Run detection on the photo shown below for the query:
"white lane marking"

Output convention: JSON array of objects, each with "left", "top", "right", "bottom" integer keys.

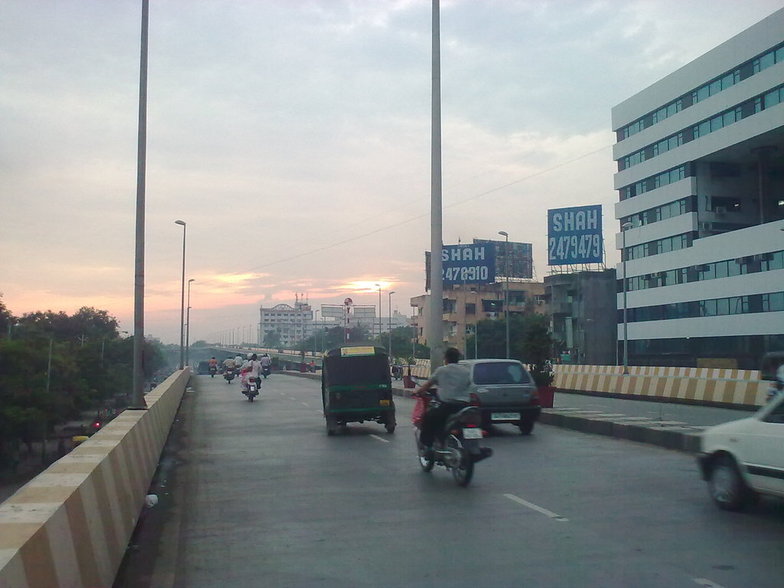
[
  {"left": 300, "top": 401, "right": 309, "bottom": 407},
  {"left": 369, "top": 434, "right": 390, "bottom": 444},
  {"left": 693, "top": 579, "right": 726, "bottom": 588},
  {"left": 503, "top": 493, "right": 569, "bottom": 522}
]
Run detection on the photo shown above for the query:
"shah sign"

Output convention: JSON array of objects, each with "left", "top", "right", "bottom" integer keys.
[
  {"left": 426, "top": 243, "right": 496, "bottom": 288},
  {"left": 547, "top": 205, "right": 603, "bottom": 265}
]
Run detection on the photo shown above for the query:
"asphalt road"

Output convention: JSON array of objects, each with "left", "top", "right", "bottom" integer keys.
[{"left": 115, "top": 374, "right": 784, "bottom": 588}]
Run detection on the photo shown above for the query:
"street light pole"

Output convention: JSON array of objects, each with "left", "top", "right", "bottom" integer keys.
[
  {"left": 376, "top": 283, "right": 382, "bottom": 344},
  {"left": 621, "top": 222, "right": 632, "bottom": 374},
  {"left": 388, "top": 291, "right": 395, "bottom": 358},
  {"left": 131, "top": 0, "right": 150, "bottom": 410},
  {"left": 314, "top": 309, "right": 320, "bottom": 355},
  {"left": 175, "top": 219, "right": 187, "bottom": 369},
  {"left": 185, "top": 278, "right": 194, "bottom": 368},
  {"left": 498, "top": 231, "right": 510, "bottom": 359}
]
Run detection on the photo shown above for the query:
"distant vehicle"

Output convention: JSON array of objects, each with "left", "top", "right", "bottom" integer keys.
[
  {"left": 321, "top": 344, "right": 396, "bottom": 435},
  {"left": 697, "top": 393, "right": 784, "bottom": 510},
  {"left": 459, "top": 359, "right": 541, "bottom": 435},
  {"left": 197, "top": 361, "right": 211, "bottom": 375}
]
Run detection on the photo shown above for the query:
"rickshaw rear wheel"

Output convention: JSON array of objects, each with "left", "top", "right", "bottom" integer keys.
[
  {"left": 384, "top": 413, "right": 396, "bottom": 434},
  {"left": 326, "top": 416, "right": 339, "bottom": 436}
]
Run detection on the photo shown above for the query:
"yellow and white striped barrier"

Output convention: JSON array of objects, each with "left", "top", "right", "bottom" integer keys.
[
  {"left": 554, "top": 364, "right": 768, "bottom": 408},
  {"left": 0, "top": 369, "right": 190, "bottom": 588}
]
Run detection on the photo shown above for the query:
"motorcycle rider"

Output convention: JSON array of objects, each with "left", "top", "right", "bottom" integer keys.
[
  {"left": 766, "top": 364, "right": 784, "bottom": 403},
  {"left": 208, "top": 357, "right": 218, "bottom": 374},
  {"left": 260, "top": 353, "right": 272, "bottom": 375},
  {"left": 244, "top": 353, "right": 263, "bottom": 391},
  {"left": 413, "top": 347, "right": 471, "bottom": 454}
]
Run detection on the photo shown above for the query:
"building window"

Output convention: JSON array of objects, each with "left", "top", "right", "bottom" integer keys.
[{"left": 616, "top": 42, "right": 784, "bottom": 142}]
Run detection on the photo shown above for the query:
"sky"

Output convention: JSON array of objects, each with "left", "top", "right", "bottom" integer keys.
[{"left": 2, "top": 0, "right": 782, "bottom": 345}]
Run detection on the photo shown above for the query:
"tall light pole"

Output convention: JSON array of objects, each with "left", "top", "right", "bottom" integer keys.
[
  {"left": 131, "top": 0, "right": 150, "bottom": 410},
  {"left": 498, "top": 231, "right": 510, "bottom": 359},
  {"left": 428, "top": 0, "right": 444, "bottom": 372},
  {"left": 174, "top": 220, "right": 187, "bottom": 369},
  {"left": 621, "top": 222, "right": 632, "bottom": 374},
  {"left": 376, "top": 283, "right": 382, "bottom": 343},
  {"left": 185, "top": 278, "right": 195, "bottom": 367},
  {"left": 388, "top": 290, "right": 395, "bottom": 358}
]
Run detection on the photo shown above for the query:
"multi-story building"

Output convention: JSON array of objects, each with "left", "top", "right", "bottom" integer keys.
[
  {"left": 410, "top": 281, "right": 547, "bottom": 357},
  {"left": 612, "top": 8, "right": 784, "bottom": 368},
  {"left": 259, "top": 301, "right": 313, "bottom": 348},
  {"left": 545, "top": 270, "right": 617, "bottom": 366}
]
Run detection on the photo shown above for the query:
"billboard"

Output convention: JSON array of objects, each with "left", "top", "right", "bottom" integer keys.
[
  {"left": 425, "top": 243, "right": 496, "bottom": 290},
  {"left": 547, "top": 205, "right": 603, "bottom": 265},
  {"left": 474, "top": 239, "right": 533, "bottom": 279}
]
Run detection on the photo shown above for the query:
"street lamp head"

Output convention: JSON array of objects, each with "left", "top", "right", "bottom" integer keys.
[
  {"left": 498, "top": 230, "right": 508, "bottom": 238},
  {"left": 188, "top": 278, "right": 195, "bottom": 284},
  {"left": 175, "top": 219, "right": 186, "bottom": 226}
]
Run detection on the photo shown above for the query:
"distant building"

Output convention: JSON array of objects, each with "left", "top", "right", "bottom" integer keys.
[
  {"left": 612, "top": 8, "right": 784, "bottom": 368},
  {"left": 411, "top": 281, "right": 547, "bottom": 357},
  {"left": 544, "top": 270, "right": 617, "bottom": 365},
  {"left": 259, "top": 301, "right": 312, "bottom": 348}
]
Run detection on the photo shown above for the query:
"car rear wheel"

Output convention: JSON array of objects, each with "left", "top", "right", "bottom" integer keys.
[
  {"left": 518, "top": 420, "right": 534, "bottom": 435},
  {"left": 708, "top": 455, "right": 753, "bottom": 511}
]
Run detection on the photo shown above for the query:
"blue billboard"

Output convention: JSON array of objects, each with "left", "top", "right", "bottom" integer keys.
[
  {"left": 441, "top": 243, "right": 496, "bottom": 285},
  {"left": 547, "top": 205, "right": 604, "bottom": 265},
  {"left": 426, "top": 243, "right": 496, "bottom": 289}
]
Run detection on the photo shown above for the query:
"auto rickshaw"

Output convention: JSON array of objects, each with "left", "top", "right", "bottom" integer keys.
[{"left": 321, "top": 344, "right": 396, "bottom": 435}]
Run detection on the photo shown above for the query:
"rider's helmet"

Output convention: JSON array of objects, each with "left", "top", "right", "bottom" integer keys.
[{"left": 247, "top": 353, "right": 253, "bottom": 360}]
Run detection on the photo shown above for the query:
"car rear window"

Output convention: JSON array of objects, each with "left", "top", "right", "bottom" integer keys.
[{"left": 472, "top": 362, "right": 531, "bottom": 385}]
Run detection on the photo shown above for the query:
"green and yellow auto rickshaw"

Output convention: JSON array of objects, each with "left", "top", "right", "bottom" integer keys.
[{"left": 321, "top": 344, "right": 396, "bottom": 435}]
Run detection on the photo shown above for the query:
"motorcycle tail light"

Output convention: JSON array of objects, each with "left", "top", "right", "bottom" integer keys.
[{"left": 461, "top": 410, "right": 483, "bottom": 427}]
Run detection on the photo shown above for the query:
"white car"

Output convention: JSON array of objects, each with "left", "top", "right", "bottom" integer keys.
[{"left": 697, "top": 393, "right": 784, "bottom": 510}]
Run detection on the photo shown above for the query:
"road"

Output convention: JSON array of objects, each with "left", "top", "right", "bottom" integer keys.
[{"left": 115, "top": 374, "right": 784, "bottom": 588}]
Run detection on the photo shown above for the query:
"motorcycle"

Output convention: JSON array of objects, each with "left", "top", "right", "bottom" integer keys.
[
  {"left": 262, "top": 365, "right": 271, "bottom": 379},
  {"left": 209, "top": 365, "right": 217, "bottom": 378},
  {"left": 224, "top": 367, "right": 235, "bottom": 384},
  {"left": 414, "top": 394, "right": 492, "bottom": 487},
  {"left": 243, "top": 377, "right": 260, "bottom": 402}
]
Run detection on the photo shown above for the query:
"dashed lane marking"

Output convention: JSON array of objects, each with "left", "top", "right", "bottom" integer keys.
[
  {"left": 369, "top": 434, "right": 391, "bottom": 444},
  {"left": 504, "top": 493, "right": 569, "bottom": 522},
  {"left": 693, "top": 579, "right": 725, "bottom": 588}
]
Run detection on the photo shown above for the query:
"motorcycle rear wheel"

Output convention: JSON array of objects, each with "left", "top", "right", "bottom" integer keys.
[
  {"left": 447, "top": 436, "right": 474, "bottom": 487},
  {"left": 414, "top": 430, "right": 434, "bottom": 472}
]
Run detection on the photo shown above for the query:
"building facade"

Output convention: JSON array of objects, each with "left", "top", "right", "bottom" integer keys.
[
  {"left": 410, "top": 281, "right": 547, "bottom": 357},
  {"left": 259, "top": 301, "right": 313, "bottom": 348},
  {"left": 545, "top": 270, "right": 617, "bottom": 366},
  {"left": 612, "top": 9, "right": 784, "bottom": 368}
]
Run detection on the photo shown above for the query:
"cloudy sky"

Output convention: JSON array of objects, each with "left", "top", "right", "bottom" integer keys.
[{"left": 2, "top": 0, "right": 781, "bottom": 344}]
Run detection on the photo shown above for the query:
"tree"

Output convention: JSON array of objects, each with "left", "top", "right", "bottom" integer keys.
[{"left": 263, "top": 329, "right": 282, "bottom": 348}]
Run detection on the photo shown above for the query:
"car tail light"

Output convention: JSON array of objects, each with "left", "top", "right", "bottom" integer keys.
[
  {"left": 530, "top": 390, "right": 539, "bottom": 404},
  {"left": 469, "top": 393, "right": 481, "bottom": 407}
]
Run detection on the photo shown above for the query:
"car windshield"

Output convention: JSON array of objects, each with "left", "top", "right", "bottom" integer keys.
[{"left": 472, "top": 362, "right": 531, "bottom": 385}]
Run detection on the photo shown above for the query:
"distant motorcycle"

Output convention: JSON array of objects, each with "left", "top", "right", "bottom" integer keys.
[
  {"left": 224, "top": 367, "right": 235, "bottom": 384},
  {"left": 414, "top": 393, "right": 492, "bottom": 487},
  {"left": 209, "top": 365, "right": 217, "bottom": 378},
  {"left": 261, "top": 365, "right": 271, "bottom": 379},
  {"left": 243, "top": 378, "right": 260, "bottom": 402}
]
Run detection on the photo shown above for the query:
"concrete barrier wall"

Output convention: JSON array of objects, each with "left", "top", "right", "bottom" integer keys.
[
  {"left": 412, "top": 359, "right": 766, "bottom": 407},
  {"left": 554, "top": 364, "right": 768, "bottom": 408},
  {"left": 0, "top": 369, "right": 190, "bottom": 588}
]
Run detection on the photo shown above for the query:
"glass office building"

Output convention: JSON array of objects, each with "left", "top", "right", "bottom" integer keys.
[{"left": 612, "top": 8, "right": 784, "bottom": 368}]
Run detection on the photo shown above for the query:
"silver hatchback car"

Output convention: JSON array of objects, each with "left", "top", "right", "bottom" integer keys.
[{"left": 459, "top": 359, "right": 541, "bottom": 435}]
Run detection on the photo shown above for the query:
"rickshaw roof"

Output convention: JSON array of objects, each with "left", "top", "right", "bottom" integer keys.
[{"left": 323, "top": 344, "right": 388, "bottom": 359}]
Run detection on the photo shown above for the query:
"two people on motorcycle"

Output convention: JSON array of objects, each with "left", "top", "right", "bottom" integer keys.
[
  {"left": 241, "top": 353, "right": 263, "bottom": 392},
  {"left": 413, "top": 347, "right": 471, "bottom": 455}
]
